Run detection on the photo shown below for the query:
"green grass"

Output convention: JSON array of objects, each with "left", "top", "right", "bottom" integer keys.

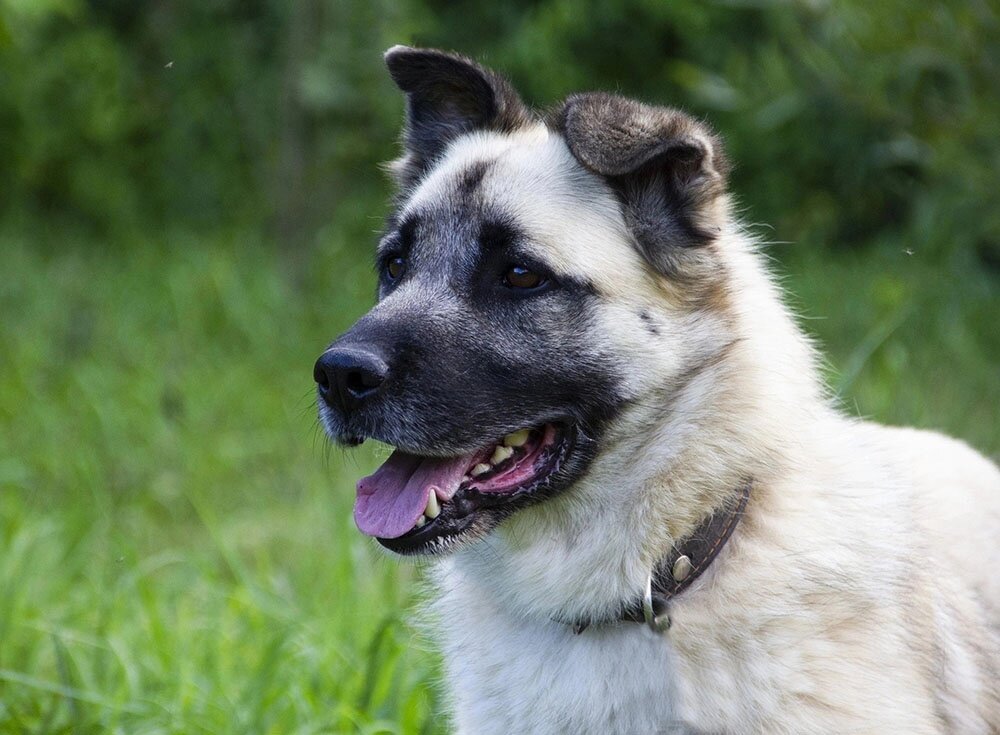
[
  {"left": 0, "top": 228, "right": 996, "bottom": 734},
  {"left": 0, "top": 232, "right": 443, "bottom": 734}
]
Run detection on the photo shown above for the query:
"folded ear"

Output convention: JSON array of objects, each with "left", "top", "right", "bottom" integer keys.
[
  {"left": 556, "top": 93, "right": 730, "bottom": 276},
  {"left": 384, "top": 46, "right": 532, "bottom": 188}
]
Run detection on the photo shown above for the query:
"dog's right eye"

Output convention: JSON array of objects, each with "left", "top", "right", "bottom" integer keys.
[{"left": 385, "top": 256, "right": 406, "bottom": 282}]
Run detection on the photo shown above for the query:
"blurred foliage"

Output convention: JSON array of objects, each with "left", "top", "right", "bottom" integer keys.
[{"left": 1, "top": 0, "right": 998, "bottom": 256}]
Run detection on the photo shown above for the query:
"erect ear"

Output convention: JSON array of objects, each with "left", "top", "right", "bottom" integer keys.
[
  {"left": 384, "top": 45, "right": 532, "bottom": 189},
  {"left": 556, "top": 93, "right": 730, "bottom": 276}
]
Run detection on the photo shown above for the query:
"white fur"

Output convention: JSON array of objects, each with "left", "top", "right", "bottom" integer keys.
[{"left": 406, "top": 125, "right": 1000, "bottom": 734}]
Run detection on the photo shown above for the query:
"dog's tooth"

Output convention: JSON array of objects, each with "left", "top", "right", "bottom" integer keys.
[
  {"left": 425, "top": 493, "right": 440, "bottom": 519},
  {"left": 491, "top": 445, "right": 514, "bottom": 465},
  {"left": 471, "top": 463, "right": 491, "bottom": 477},
  {"left": 415, "top": 515, "right": 427, "bottom": 528},
  {"left": 502, "top": 429, "right": 530, "bottom": 448}
]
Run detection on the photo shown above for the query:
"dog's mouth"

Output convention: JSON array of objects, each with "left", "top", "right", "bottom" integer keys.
[{"left": 354, "top": 423, "right": 574, "bottom": 555}]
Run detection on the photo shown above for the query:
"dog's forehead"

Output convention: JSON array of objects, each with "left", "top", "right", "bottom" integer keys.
[{"left": 395, "top": 127, "right": 649, "bottom": 293}]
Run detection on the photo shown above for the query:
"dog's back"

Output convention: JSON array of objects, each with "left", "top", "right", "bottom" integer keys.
[{"left": 876, "top": 425, "right": 1000, "bottom": 605}]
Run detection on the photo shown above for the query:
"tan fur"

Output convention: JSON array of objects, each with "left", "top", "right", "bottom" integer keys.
[{"left": 400, "top": 122, "right": 1000, "bottom": 734}]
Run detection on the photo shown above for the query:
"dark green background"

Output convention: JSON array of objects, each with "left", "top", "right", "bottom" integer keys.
[{"left": 4, "top": 1, "right": 1000, "bottom": 255}]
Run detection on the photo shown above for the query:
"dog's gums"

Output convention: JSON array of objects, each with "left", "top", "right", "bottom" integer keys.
[{"left": 354, "top": 424, "right": 573, "bottom": 554}]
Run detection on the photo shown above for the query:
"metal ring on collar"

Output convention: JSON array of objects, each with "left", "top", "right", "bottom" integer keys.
[{"left": 642, "top": 573, "right": 671, "bottom": 633}]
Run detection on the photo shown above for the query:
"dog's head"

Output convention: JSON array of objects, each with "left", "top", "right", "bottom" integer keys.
[{"left": 315, "top": 47, "right": 736, "bottom": 562}]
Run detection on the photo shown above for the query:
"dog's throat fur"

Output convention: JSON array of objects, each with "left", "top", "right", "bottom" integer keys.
[{"left": 567, "top": 479, "right": 753, "bottom": 633}]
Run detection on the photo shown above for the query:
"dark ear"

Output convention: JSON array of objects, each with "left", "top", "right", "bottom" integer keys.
[
  {"left": 384, "top": 46, "right": 531, "bottom": 188},
  {"left": 556, "top": 93, "right": 730, "bottom": 275}
]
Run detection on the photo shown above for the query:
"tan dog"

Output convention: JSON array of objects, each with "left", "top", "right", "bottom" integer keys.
[{"left": 314, "top": 47, "right": 1000, "bottom": 733}]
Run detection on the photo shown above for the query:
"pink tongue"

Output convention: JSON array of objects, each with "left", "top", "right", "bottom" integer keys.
[{"left": 354, "top": 450, "right": 472, "bottom": 538}]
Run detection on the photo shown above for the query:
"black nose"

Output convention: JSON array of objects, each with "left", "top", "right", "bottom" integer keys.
[{"left": 313, "top": 347, "right": 389, "bottom": 412}]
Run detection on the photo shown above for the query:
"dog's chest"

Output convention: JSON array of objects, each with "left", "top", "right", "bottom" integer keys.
[{"left": 434, "top": 582, "right": 680, "bottom": 734}]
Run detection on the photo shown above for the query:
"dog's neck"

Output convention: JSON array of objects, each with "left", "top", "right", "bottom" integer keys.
[{"left": 567, "top": 477, "right": 753, "bottom": 632}]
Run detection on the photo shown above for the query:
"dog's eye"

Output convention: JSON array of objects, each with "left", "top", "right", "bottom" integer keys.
[
  {"left": 385, "top": 256, "right": 406, "bottom": 282},
  {"left": 503, "top": 265, "right": 545, "bottom": 290}
]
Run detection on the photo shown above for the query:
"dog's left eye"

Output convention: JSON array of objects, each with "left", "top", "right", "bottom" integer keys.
[{"left": 503, "top": 265, "right": 545, "bottom": 290}]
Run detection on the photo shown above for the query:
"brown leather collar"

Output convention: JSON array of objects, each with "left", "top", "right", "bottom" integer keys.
[{"left": 571, "top": 479, "right": 752, "bottom": 633}]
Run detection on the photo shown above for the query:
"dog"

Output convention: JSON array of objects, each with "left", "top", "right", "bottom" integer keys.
[{"left": 314, "top": 46, "right": 1000, "bottom": 734}]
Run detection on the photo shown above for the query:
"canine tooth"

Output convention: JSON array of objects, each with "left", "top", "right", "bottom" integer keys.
[
  {"left": 471, "top": 463, "right": 491, "bottom": 477},
  {"left": 415, "top": 516, "right": 427, "bottom": 528},
  {"left": 425, "top": 493, "right": 440, "bottom": 519},
  {"left": 491, "top": 445, "right": 514, "bottom": 465},
  {"left": 503, "top": 429, "right": 530, "bottom": 448}
]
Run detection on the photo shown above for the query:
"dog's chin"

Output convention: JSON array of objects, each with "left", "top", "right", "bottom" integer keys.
[{"left": 352, "top": 422, "right": 585, "bottom": 556}]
